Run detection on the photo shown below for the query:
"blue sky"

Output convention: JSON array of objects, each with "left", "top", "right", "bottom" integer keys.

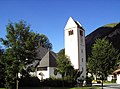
[{"left": 0, "top": 0, "right": 120, "bottom": 53}]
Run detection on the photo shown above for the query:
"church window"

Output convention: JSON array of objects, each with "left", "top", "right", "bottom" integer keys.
[
  {"left": 80, "top": 37, "right": 83, "bottom": 43},
  {"left": 80, "top": 30, "right": 83, "bottom": 36},
  {"left": 82, "top": 58, "right": 83, "bottom": 62},
  {"left": 37, "top": 67, "right": 47, "bottom": 71},
  {"left": 82, "top": 67, "right": 83, "bottom": 71},
  {"left": 81, "top": 49, "right": 83, "bottom": 53},
  {"left": 68, "top": 30, "right": 73, "bottom": 35}
]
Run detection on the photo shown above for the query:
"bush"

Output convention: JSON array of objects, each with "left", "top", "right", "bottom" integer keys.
[
  {"left": 41, "top": 77, "right": 76, "bottom": 87},
  {"left": 19, "top": 77, "right": 40, "bottom": 87},
  {"left": 85, "top": 76, "right": 92, "bottom": 86},
  {"left": 111, "top": 79, "right": 116, "bottom": 83}
]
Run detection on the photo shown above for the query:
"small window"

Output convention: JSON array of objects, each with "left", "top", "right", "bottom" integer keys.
[
  {"left": 82, "top": 58, "right": 83, "bottom": 62},
  {"left": 80, "top": 37, "right": 83, "bottom": 43},
  {"left": 68, "top": 30, "right": 73, "bottom": 35},
  {"left": 80, "top": 30, "right": 83, "bottom": 36},
  {"left": 82, "top": 67, "right": 84, "bottom": 71},
  {"left": 81, "top": 49, "right": 83, "bottom": 53},
  {"left": 37, "top": 67, "right": 47, "bottom": 71}
]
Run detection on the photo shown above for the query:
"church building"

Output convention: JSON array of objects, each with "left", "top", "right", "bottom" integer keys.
[
  {"left": 64, "top": 17, "right": 86, "bottom": 78},
  {"left": 28, "top": 17, "right": 86, "bottom": 80}
]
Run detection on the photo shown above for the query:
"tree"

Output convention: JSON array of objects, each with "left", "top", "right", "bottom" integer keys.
[
  {"left": 88, "top": 38, "right": 120, "bottom": 88},
  {"left": 35, "top": 34, "right": 52, "bottom": 50},
  {"left": 0, "top": 47, "right": 5, "bottom": 87},
  {"left": 0, "top": 21, "right": 38, "bottom": 89},
  {"left": 55, "top": 49, "right": 74, "bottom": 78},
  {"left": 0, "top": 20, "right": 52, "bottom": 89},
  {"left": 0, "top": 21, "right": 52, "bottom": 89}
]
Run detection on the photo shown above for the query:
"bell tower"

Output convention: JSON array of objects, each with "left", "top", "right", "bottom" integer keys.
[{"left": 64, "top": 17, "right": 86, "bottom": 78}]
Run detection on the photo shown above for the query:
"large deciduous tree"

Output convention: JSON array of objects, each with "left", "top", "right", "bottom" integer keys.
[
  {"left": 0, "top": 20, "right": 52, "bottom": 89},
  {"left": 88, "top": 38, "right": 120, "bottom": 87},
  {"left": 35, "top": 34, "right": 52, "bottom": 50},
  {"left": 0, "top": 21, "right": 38, "bottom": 89}
]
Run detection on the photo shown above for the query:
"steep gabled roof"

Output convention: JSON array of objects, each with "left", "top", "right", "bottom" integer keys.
[
  {"left": 38, "top": 51, "right": 57, "bottom": 67},
  {"left": 26, "top": 47, "right": 56, "bottom": 70},
  {"left": 64, "top": 17, "right": 83, "bottom": 30},
  {"left": 36, "top": 46, "right": 48, "bottom": 60}
]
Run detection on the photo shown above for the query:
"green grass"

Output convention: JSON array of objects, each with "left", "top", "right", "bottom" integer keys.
[
  {"left": 19, "top": 87, "right": 99, "bottom": 89},
  {"left": 104, "top": 22, "right": 119, "bottom": 27},
  {"left": 0, "top": 86, "right": 100, "bottom": 89}
]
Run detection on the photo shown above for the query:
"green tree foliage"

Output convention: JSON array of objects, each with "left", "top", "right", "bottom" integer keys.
[
  {"left": 55, "top": 49, "right": 74, "bottom": 78},
  {"left": 88, "top": 38, "right": 120, "bottom": 80},
  {"left": 35, "top": 34, "right": 52, "bottom": 50},
  {"left": 0, "top": 20, "right": 52, "bottom": 89},
  {"left": 0, "top": 47, "right": 5, "bottom": 87},
  {"left": 0, "top": 21, "right": 38, "bottom": 89}
]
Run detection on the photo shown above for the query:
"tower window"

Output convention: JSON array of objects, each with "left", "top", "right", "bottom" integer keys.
[
  {"left": 68, "top": 30, "right": 73, "bottom": 35},
  {"left": 82, "top": 58, "right": 83, "bottom": 62},
  {"left": 80, "top": 30, "right": 83, "bottom": 36},
  {"left": 81, "top": 49, "right": 83, "bottom": 53},
  {"left": 82, "top": 67, "right": 84, "bottom": 71}
]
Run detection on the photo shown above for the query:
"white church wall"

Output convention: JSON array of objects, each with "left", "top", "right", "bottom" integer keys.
[
  {"left": 78, "top": 28, "right": 86, "bottom": 78},
  {"left": 37, "top": 67, "right": 49, "bottom": 80},
  {"left": 65, "top": 27, "right": 79, "bottom": 69},
  {"left": 36, "top": 67, "right": 62, "bottom": 80},
  {"left": 65, "top": 17, "right": 86, "bottom": 79},
  {"left": 49, "top": 67, "right": 62, "bottom": 78},
  {"left": 117, "top": 74, "right": 120, "bottom": 84}
]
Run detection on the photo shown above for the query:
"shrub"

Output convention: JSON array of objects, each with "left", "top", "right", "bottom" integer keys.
[
  {"left": 111, "top": 79, "right": 116, "bottom": 83},
  {"left": 19, "top": 76, "right": 40, "bottom": 87},
  {"left": 41, "top": 77, "right": 76, "bottom": 87}
]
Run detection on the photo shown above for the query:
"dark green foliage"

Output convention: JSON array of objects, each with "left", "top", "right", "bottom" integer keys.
[
  {"left": 35, "top": 34, "right": 52, "bottom": 50},
  {"left": 85, "top": 76, "right": 92, "bottom": 87},
  {"left": 88, "top": 38, "right": 120, "bottom": 79},
  {"left": 0, "top": 21, "right": 38, "bottom": 89},
  {"left": 0, "top": 48, "right": 5, "bottom": 87},
  {"left": 56, "top": 49, "right": 74, "bottom": 78},
  {"left": 41, "top": 78, "right": 76, "bottom": 87},
  {"left": 111, "top": 79, "right": 116, "bottom": 83},
  {"left": 86, "top": 23, "right": 120, "bottom": 60},
  {"left": 19, "top": 77, "right": 40, "bottom": 87},
  {"left": 55, "top": 49, "right": 83, "bottom": 87},
  {"left": 0, "top": 20, "right": 53, "bottom": 89}
]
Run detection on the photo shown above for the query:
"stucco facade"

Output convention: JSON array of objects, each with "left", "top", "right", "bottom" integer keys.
[
  {"left": 64, "top": 17, "right": 86, "bottom": 78},
  {"left": 37, "top": 67, "right": 61, "bottom": 80}
]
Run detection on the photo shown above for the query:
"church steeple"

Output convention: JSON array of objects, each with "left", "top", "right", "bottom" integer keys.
[
  {"left": 64, "top": 17, "right": 86, "bottom": 78},
  {"left": 65, "top": 17, "right": 83, "bottom": 30}
]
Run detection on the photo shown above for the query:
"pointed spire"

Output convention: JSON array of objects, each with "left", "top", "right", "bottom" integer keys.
[{"left": 64, "top": 17, "right": 82, "bottom": 30}]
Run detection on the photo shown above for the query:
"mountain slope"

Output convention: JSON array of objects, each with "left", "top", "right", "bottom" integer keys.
[{"left": 86, "top": 22, "right": 120, "bottom": 59}]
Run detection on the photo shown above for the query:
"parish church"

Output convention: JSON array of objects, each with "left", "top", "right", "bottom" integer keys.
[{"left": 29, "top": 17, "right": 86, "bottom": 80}]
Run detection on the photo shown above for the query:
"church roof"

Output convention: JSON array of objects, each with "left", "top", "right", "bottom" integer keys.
[
  {"left": 38, "top": 51, "right": 57, "bottom": 67},
  {"left": 64, "top": 17, "right": 83, "bottom": 30},
  {"left": 35, "top": 46, "right": 57, "bottom": 67},
  {"left": 36, "top": 46, "right": 48, "bottom": 60},
  {"left": 27, "top": 46, "right": 57, "bottom": 69}
]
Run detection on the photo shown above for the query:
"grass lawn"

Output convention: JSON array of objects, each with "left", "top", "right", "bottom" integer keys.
[
  {"left": 0, "top": 86, "right": 100, "bottom": 89},
  {"left": 19, "top": 86, "right": 99, "bottom": 89}
]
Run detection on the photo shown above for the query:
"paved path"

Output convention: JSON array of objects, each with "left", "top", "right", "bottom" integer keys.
[{"left": 93, "top": 83, "right": 120, "bottom": 89}]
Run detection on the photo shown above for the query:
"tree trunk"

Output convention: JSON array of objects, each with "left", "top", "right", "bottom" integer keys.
[{"left": 16, "top": 73, "right": 18, "bottom": 89}]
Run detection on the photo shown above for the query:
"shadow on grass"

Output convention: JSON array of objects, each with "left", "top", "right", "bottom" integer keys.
[{"left": 19, "top": 86, "right": 99, "bottom": 89}]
